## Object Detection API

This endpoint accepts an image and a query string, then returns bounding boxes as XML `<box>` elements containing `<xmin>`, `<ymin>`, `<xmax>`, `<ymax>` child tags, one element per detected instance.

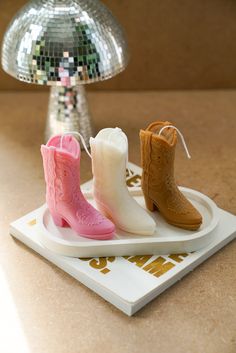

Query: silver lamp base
<box><xmin>45</xmin><ymin>85</ymin><xmax>93</xmax><ymax>148</ymax></box>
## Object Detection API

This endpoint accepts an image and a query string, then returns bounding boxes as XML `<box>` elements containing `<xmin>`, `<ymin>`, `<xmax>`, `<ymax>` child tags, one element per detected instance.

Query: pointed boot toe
<box><xmin>134</xmin><ymin>216</ymin><xmax>156</xmax><ymax>236</ymax></box>
<box><xmin>182</xmin><ymin>208</ymin><xmax>203</xmax><ymax>230</ymax></box>
<box><xmin>163</xmin><ymin>193</ymin><xmax>203</xmax><ymax>230</ymax></box>
<box><xmin>72</xmin><ymin>209</ymin><xmax>115</xmax><ymax>240</ymax></box>
<box><xmin>87</xmin><ymin>218</ymin><xmax>116</xmax><ymax>240</ymax></box>
<box><xmin>165</xmin><ymin>210</ymin><xmax>202</xmax><ymax>231</ymax></box>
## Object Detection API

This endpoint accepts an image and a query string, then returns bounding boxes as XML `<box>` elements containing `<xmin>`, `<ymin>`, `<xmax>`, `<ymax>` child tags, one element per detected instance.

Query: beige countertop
<box><xmin>0</xmin><ymin>90</ymin><xmax>235</xmax><ymax>353</ymax></box>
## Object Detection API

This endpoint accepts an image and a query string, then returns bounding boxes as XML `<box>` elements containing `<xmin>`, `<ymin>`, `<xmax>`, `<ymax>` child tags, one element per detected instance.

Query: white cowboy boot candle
<box><xmin>90</xmin><ymin>128</ymin><xmax>156</xmax><ymax>235</ymax></box>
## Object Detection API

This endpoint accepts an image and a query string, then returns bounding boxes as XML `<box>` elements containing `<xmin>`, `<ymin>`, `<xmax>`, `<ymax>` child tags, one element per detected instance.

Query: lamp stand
<box><xmin>45</xmin><ymin>85</ymin><xmax>94</xmax><ymax>148</ymax></box>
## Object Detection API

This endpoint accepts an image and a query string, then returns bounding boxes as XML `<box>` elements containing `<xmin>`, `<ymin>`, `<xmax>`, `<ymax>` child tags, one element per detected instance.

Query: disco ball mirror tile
<box><xmin>1</xmin><ymin>0</ymin><xmax>129</xmax><ymax>86</ymax></box>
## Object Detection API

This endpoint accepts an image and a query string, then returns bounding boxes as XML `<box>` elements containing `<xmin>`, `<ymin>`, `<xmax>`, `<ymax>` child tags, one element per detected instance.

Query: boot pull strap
<box><xmin>159</xmin><ymin>125</ymin><xmax>191</xmax><ymax>159</ymax></box>
<box><xmin>60</xmin><ymin>131</ymin><xmax>92</xmax><ymax>159</ymax></box>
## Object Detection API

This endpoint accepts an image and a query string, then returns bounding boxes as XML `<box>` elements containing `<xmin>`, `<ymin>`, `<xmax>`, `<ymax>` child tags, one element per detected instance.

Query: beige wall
<box><xmin>1</xmin><ymin>0</ymin><xmax>236</xmax><ymax>91</ymax></box>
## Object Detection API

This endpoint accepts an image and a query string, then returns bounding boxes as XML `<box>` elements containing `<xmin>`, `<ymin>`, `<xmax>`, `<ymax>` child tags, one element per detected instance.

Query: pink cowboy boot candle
<box><xmin>41</xmin><ymin>134</ymin><xmax>115</xmax><ymax>240</ymax></box>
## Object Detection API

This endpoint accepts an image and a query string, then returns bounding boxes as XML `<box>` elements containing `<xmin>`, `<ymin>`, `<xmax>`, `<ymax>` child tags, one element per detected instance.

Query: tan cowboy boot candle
<box><xmin>140</xmin><ymin>121</ymin><xmax>202</xmax><ymax>230</ymax></box>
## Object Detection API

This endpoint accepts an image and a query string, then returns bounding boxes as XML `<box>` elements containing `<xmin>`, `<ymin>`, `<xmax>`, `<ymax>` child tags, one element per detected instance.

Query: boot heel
<box><xmin>51</xmin><ymin>213</ymin><xmax>67</xmax><ymax>227</ymax></box>
<box><xmin>144</xmin><ymin>195</ymin><xmax>156</xmax><ymax>212</ymax></box>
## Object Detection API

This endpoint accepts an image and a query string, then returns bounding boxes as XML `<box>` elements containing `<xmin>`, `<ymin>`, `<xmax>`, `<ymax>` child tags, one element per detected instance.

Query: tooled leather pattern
<box><xmin>149</xmin><ymin>140</ymin><xmax>195</xmax><ymax>216</ymax></box>
<box><xmin>42</xmin><ymin>147</ymin><xmax>56</xmax><ymax>209</ymax></box>
<box><xmin>141</xmin><ymin>132</ymin><xmax>152</xmax><ymax>195</ymax></box>
<box><xmin>53</xmin><ymin>152</ymin><xmax>106</xmax><ymax>226</ymax></box>
<box><xmin>166</xmin><ymin>185</ymin><xmax>194</xmax><ymax>215</ymax></box>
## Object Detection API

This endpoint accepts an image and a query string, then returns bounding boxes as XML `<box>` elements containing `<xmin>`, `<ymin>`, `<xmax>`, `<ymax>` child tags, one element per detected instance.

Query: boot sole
<box><xmin>78</xmin><ymin>232</ymin><xmax>114</xmax><ymax>241</ymax></box>
<box><xmin>164</xmin><ymin>219</ymin><xmax>202</xmax><ymax>231</ymax></box>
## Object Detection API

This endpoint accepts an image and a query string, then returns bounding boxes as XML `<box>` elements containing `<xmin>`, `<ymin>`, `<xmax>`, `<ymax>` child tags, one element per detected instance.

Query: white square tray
<box><xmin>10</xmin><ymin>164</ymin><xmax>236</xmax><ymax>315</ymax></box>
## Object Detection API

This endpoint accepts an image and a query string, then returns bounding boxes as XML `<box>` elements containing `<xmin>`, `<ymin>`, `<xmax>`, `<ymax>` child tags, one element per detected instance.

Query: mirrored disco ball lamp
<box><xmin>1</xmin><ymin>0</ymin><xmax>129</xmax><ymax>145</ymax></box>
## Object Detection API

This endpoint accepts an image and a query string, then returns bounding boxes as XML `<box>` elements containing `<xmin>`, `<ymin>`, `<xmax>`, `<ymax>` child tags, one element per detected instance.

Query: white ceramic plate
<box><xmin>36</xmin><ymin>187</ymin><xmax>220</xmax><ymax>257</ymax></box>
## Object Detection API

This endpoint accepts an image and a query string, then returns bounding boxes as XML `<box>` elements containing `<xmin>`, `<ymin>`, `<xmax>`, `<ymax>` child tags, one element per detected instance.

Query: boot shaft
<box><xmin>41</xmin><ymin>135</ymin><xmax>81</xmax><ymax>206</ymax></box>
<box><xmin>140</xmin><ymin>122</ymin><xmax>177</xmax><ymax>194</ymax></box>
<box><xmin>90</xmin><ymin>129</ymin><xmax>128</xmax><ymax>195</ymax></box>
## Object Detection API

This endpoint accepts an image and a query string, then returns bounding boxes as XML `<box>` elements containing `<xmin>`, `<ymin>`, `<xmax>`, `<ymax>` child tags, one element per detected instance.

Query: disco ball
<box><xmin>1</xmin><ymin>0</ymin><xmax>129</xmax><ymax>145</ymax></box>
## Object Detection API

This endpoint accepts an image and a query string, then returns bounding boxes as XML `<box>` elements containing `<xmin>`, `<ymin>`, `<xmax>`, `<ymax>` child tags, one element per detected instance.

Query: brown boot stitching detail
<box><xmin>146</xmin><ymin>132</ymin><xmax>152</xmax><ymax>200</ymax></box>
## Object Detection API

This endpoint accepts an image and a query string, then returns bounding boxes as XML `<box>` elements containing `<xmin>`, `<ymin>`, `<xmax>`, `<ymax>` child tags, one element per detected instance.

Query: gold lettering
<box><xmin>101</xmin><ymin>268</ymin><xmax>110</xmax><ymax>275</ymax></box>
<box><xmin>28</xmin><ymin>219</ymin><xmax>37</xmax><ymax>226</ymax></box>
<box><xmin>126</xmin><ymin>175</ymin><xmax>141</xmax><ymax>187</ymax></box>
<box><xmin>143</xmin><ymin>257</ymin><xmax>175</xmax><ymax>277</ymax></box>
<box><xmin>168</xmin><ymin>253</ymin><xmax>188</xmax><ymax>263</ymax></box>
<box><xmin>126</xmin><ymin>169</ymin><xmax>134</xmax><ymax>177</ymax></box>
<box><xmin>126</xmin><ymin>255</ymin><xmax>152</xmax><ymax>267</ymax></box>
<box><xmin>107</xmin><ymin>257</ymin><xmax>115</xmax><ymax>263</ymax></box>
<box><xmin>88</xmin><ymin>257</ymin><xmax>115</xmax><ymax>270</ymax></box>
<box><xmin>89</xmin><ymin>258</ymin><xmax>108</xmax><ymax>269</ymax></box>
